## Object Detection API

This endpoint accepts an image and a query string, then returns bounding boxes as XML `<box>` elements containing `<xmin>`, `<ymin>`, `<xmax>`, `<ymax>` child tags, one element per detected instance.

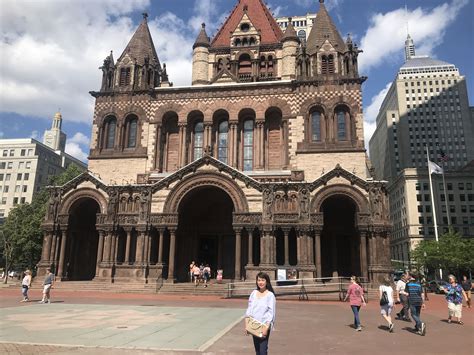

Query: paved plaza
<box><xmin>0</xmin><ymin>288</ymin><xmax>473</xmax><ymax>354</ymax></box>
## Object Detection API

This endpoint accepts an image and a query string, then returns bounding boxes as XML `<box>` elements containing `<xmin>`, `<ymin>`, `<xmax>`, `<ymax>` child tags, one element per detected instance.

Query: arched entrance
<box><xmin>175</xmin><ymin>186</ymin><xmax>235</xmax><ymax>282</ymax></box>
<box><xmin>66</xmin><ymin>198</ymin><xmax>100</xmax><ymax>280</ymax></box>
<box><xmin>320</xmin><ymin>195</ymin><xmax>360</xmax><ymax>278</ymax></box>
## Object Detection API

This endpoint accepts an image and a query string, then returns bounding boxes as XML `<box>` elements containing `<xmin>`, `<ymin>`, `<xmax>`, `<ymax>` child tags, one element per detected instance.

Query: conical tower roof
<box><xmin>117</xmin><ymin>13</ymin><xmax>160</xmax><ymax>66</ymax></box>
<box><xmin>193</xmin><ymin>23</ymin><xmax>211</xmax><ymax>49</ymax></box>
<box><xmin>211</xmin><ymin>0</ymin><xmax>283</xmax><ymax>47</ymax></box>
<box><xmin>282</xmin><ymin>18</ymin><xmax>299</xmax><ymax>42</ymax></box>
<box><xmin>307</xmin><ymin>0</ymin><xmax>346</xmax><ymax>54</ymax></box>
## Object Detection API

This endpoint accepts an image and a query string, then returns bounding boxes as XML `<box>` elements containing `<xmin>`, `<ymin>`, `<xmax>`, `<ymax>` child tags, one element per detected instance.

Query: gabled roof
<box><xmin>308</xmin><ymin>164</ymin><xmax>371</xmax><ymax>191</ymax></box>
<box><xmin>211</xmin><ymin>0</ymin><xmax>283</xmax><ymax>47</ymax></box>
<box><xmin>117</xmin><ymin>14</ymin><xmax>160</xmax><ymax>66</ymax></box>
<box><xmin>151</xmin><ymin>154</ymin><xmax>262</xmax><ymax>193</ymax></box>
<box><xmin>307</xmin><ymin>0</ymin><xmax>346</xmax><ymax>55</ymax></box>
<box><xmin>55</xmin><ymin>170</ymin><xmax>108</xmax><ymax>194</ymax></box>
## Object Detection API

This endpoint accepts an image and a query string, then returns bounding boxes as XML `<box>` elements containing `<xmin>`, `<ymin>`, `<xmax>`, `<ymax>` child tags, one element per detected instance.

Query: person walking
<box><xmin>379</xmin><ymin>277</ymin><xmax>395</xmax><ymax>332</ymax></box>
<box><xmin>395</xmin><ymin>273</ymin><xmax>410</xmax><ymax>321</ymax></box>
<box><xmin>245</xmin><ymin>272</ymin><xmax>276</xmax><ymax>355</ymax></box>
<box><xmin>343</xmin><ymin>276</ymin><xmax>366</xmax><ymax>331</ymax></box>
<box><xmin>192</xmin><ymin>264</ymin><xmax>201</xmax><ymax>286</ymax></box>
<box><xmin>20</xmin><ymin>270</ymin><xmax>32</xmax><ymax>302</ymax></box>
<box><xmin>461</xmin><ymin>275</ymin><xmax>471</xmax><ymax>308</ymax></box>
<box><xmin>402</xmin><ymin>273</ymin><xmax>426</xmax><ymax>336</ymax></box>
<box><xmin>443</xmin><ymin>275</ymin><xmax>467</xmax><ymax>325</ymax></box>
<box><xmin>203</xmin><ymin>264</ymin><xmax>211</xmax><ymax>287</ymax></box>
<box><xmin>39</xmin><ymin>268</ymin><xmax>54</xmax><ymax>304</ymax></box>
<box><xmin>189</xmin><ymin>261</ymin><xmax>195</xmax><ymax>283</ymax></box>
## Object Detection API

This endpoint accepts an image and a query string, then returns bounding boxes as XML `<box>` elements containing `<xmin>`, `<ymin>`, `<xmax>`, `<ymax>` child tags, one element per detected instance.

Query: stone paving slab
<box><xmin>0</xmin><ymin>303</ymin><xmax>244</xmax><ymax>352</ymax></box>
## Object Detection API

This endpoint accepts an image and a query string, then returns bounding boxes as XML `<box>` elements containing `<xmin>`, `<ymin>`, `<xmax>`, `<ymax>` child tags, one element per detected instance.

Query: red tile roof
<box><xmin>211</xmin><ymin>0</ymin><xmax>283</xmax><ymax>47</ymax></box>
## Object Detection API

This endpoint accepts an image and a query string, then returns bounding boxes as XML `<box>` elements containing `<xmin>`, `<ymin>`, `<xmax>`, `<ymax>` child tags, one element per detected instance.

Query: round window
<box><xmin>240</xmin><ymin>23</ymin><xmax>250</xmax><ymax>32</ymax></box>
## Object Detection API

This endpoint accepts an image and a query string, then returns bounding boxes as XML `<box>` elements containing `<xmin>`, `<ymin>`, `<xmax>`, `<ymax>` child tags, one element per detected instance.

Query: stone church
<box><xmin>39</xmin><ymin>0</ymin><xmax>391</xmax><ymax>284</ymax></box>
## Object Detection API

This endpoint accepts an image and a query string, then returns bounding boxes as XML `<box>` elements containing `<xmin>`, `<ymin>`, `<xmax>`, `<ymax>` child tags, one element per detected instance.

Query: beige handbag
<box><xmin>245</xmin><ymin>317</ymin><xmax>269</xmax><ymax>338</ymax></box>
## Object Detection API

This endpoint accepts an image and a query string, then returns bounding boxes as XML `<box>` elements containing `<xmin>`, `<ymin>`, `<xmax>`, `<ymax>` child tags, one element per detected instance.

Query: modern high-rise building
<box><xmin>276</xmin><ymin>13</ymin><xmax>316</xmax><ymax>42</ymax></box>
<box><xmin>369</xmin><ymin>35</ymin><xmax>474</xmax><ymax>266</ymax></box>
<box><xmin>0</xmin><ymin>112</ymin><xmax>86</xmax><ymax>222</ymax></box>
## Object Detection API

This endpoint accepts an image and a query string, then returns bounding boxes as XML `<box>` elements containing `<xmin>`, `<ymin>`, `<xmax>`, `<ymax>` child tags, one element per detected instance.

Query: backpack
<box><xmin>380</xmin><ymin>287</ymin><xmax>389</xmax><ymax>306</ymax></box>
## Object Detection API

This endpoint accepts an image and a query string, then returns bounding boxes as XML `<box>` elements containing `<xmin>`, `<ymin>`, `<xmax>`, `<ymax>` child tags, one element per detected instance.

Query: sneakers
<box><xmin>420</xmin><ymin>323</ymin><xmax>426</xmax><ymax>336</ymax></box>
<box><xmin>389</xmin><ymin>323</ymin><xmax>394</xmax><ymax>333</ymax></box>
<box><xmin>38</xmin><ymin>300</ymin><xmax>45</xmax><ymax>304</ymax></box>
<box><xmin>356</xmin><ymin>326</ymin><xmax>362</xmax><ymax>331</ymax></box>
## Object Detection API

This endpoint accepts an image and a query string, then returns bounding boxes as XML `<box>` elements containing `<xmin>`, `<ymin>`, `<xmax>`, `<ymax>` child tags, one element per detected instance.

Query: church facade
<box><xmin>39</xmin><ymin>0</ymin><xmax>391</xmax><ymax>284</ymax></box>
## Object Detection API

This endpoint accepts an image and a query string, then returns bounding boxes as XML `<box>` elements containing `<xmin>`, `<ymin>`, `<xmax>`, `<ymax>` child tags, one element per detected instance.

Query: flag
<box><xmin>437</xmin><ymin>145</ymin><xmax>449</xmax><ymax>162</ymax></box>
<box><xmin>428</xmin><ymin>161</ymin><xmax>443</xmax><ymax>174</ymax></box>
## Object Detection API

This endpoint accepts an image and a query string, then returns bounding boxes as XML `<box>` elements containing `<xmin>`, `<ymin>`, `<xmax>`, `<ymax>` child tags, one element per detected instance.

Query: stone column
<box><xmin>57</xmin><ymin>230</ymin><xmax>68</xmax><ymax>279</ymax></box>
<box><xmin>168</xmin><ymin>229</ymin><xmax>176</xmax><ymax>280</ymax></box>
<box><xmin>157</xmin><ymin>229</ymin><xmax>164</xmax><ymax>264</ymax></box>
<box><xmin>112</xmin><ymin>233</ymin><xmax>118</xmax><ymax>263</ymax></box>
<box><xmin>125</xmin><ymin>229</ymin><xmax>131</xmax><ymax>264</ymax></box>
<box><xmin>95</xmin><ymin>230</ymin><xmax>105</xmax><ymax>276</ymax></box>
<box><xmin>308</xmin><ymin>235</ymin><xmax>314</xmax><ymax>266</ymax></box>
<box><xmin>256</xmin><ymin>120</ymin><xmax>265</xmax><ymax>169</ymax></box>
<box><xmin>370</xmin><ymin>234</ymin><xmax>378</xmax><ymax>265</ymax></box>
<box><xmin>269</xmin><ymin>232</ymin><xmax>276</xmax><ymax>265</ymax></box>
<box><xmin>178</xmin><ymin>123</ymin><xmax>186</xmax><ymax>168</ymax></box>
<box><xmin>154</xmin><ymin>124</ymin><xmax>162</xmax><ymax>171</ymax></box>
<box><xmin>260</xmin><ymin>230</ymin><xmax>268</xmax><ymax>265</ymax></box>
<box><xmin>360</xmin><ymin>231</ymin><xmax>368</xmax><ymax>280</ymax></box>
<box><xmin>282</xmin><ymin>119</ymin><xmax>289</xmax><ymax>168</ymax></box>
<box><xmin>315</xmin><ymin>229</ymin><xmax>322</xmax><ymax>279</ymax></box>
<box><xmin>203</xmin><ymin>122</ymin><xmax>212</xmax><ymax>150</ymax></box>
<box><xmin>283</xmin><ymin>229</ymin><xmax>289</xmax><ymax>265</ymax></box>
<box><xmin>135</xmin><ymin>232</ymin><xmax>144</xmax><ymax>263</ymax></box>
<box><xmin>41</xmin><ymin>232</ymin><xmax>53</xmax><ymax>262</ymax></box>
<box><xmin>49</xmin><ymin>233</ymin><xmax>57</xmax><ymax>263</ymax></box>
<box><xmin>234</xmin><ymin>229</ymin><xmax>242</xmax><ymax>280</ymax></box>
<box><xmin>247</xmin><ymin>230</ymin><xmax>254</xmax><ymax>266</ymax></box>
<box><xmin>230</xmin><ymin>121</ymin><xmax>238</xmax><ymax>168</ymax></box>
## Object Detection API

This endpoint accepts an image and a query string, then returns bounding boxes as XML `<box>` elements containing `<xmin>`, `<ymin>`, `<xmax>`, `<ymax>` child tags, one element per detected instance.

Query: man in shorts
<box><xmin>39</xmin><ymin>268</ymin><xmax>54</xmax><ymax>304</ymax></box>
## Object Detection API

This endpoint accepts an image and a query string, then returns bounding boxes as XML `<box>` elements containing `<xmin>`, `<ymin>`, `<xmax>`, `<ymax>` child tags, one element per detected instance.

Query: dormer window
<box><xmin>119</xmin><ymin>67</ymin><xmax>131</xmax><ymax>86</ymax></box>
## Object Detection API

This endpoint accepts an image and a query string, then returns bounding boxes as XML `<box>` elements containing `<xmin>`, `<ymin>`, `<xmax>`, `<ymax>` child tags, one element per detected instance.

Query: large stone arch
<box><xmin>311</xmin><ymin>184</ymin><xmax>369</xmax><ymax>214</ymax></box>
<box><xmin>163</xmin><ymin>171</ymin><xmax>249</xmax><ymax>213</ymax></box>
<box><xmin>60</xmin><ymin>188</ymin><xmax>108</xmax><ymax>216</ymax></box>
<box><xmin>265</xmin><ymin>97</ymin><xmax>291</xmax><ymax>118</ymax></box>
<box><xmin>152</xmin><ymin>103</ymin><xmax>183</xmax><ymax>124</ymax></box>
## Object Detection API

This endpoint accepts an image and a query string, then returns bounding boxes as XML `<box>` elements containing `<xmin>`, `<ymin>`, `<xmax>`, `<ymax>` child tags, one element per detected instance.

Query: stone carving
<box><xmin>139</xmin><ymin>189</ymin><xmax>150</xmax><ymax>221</ymax></box>
<box><xmin>107</xmin><ymin>189</ymin><xmax>118</xmax><ymax>219</ymax></box>
<box><xmin>274</xmin><ymin>191</ymin><xmax>298</xmax><ymax>213</ymax></box>
<box><xmin>311</xmin><ymin>213</ymin><xmax>324</xmax><ymax>226</ymax></box>
<box><xmin>299</xmin><ymin>188</ymin><xmax>310</xmax><ymax>220</ymax></box>
<box><xmin>369</xmin><ymin>185</ymin><xmax>388</xmax><ymax>222</ymax></box>
<box><xmin>47</xmin><ymin>190</ymin><xmax>61</xmax><ymax>222</ymax></box>
<box><xmin>263</xmin><ymin>187</ymin><xmax>274</xmax><ymax>220</ymax></box>
<box><xmin>233</xmin><ymin>213</ymin><xmax>261</xmax><ymax>226</ymax></box>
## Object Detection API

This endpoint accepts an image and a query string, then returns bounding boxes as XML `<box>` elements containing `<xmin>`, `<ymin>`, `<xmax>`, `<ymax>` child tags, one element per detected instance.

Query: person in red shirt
<box><xmin>343</xmin><ymin>276</ymin><xmax>366</xmax><ymax>331</ymax></box>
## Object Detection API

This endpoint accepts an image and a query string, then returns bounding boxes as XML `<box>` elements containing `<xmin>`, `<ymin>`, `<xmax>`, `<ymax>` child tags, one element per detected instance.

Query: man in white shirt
<box><xmin>395</xmin><ymin>273</ymin><xmax>411</xmax><ymax>321</ymax></box>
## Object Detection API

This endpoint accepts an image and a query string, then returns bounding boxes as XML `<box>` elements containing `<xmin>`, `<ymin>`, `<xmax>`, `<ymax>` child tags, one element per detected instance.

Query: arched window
<box><xmin>311</xmin><ymin>111</ymin><xmax>322</xmax><ymax>142</ymax></box>
<box><xmin>328</xmin><ymin>55</ymin><xmax>335</xmax><ymax>74</ymax></box>
<box><xmin>249</xmin><ymin>37</ymin><xmax>256</xmax><ymax>46</ymax></box>
<box><xmin>337</xmin><ymin>110</ymin><xmax>346</xmax><ymax>141</ymax></box>
<box><xmin>126</xmin><ymin>117</ymin><xmax>138</xmax><ymax>148</ymax></box>
<box><xmin>104</xmin><ymin>117</ymin><xmax>116</xmax><ymax>149</ymax></box>
<box><xmin>238</xmin><ymin>53</ymin><xmax>252</xmax><ymax>76</ymax></box>
<box><xmin>119</xmin><ymin>67</ymin><xmax>131</xmax><ymax>86</ymax></box>
<box><xmin>193</xmin><ymin>121</ymin><xmax>204</xmax><ymax>160</ymax></box>
<box><xmin>218</xmin><ymin>120</ymin><xmax>228</xmax><ymax>164</ymax></box>
<box><xmin>267</xmin><ymin>55</ymin><xmax>274</xmax><ymax>73</ymax></box>
<box><xmin>321</xmin><ymin>55</ymin><xmax>328</xmax><ymax>74</ymax></box>
<box><xmin>243</xmin><ymin>120</ymin><xmax>254</xmax><ymax>171</ymax></box>
<box><xmin>242</xmin><ymin>38</ymin><xmax>248</xmax><ymax>46</ymax></box>
<box><xmin>235</xmin><ymin>38</ymin><xmax>241</xmax><ymax>47</ymax></box>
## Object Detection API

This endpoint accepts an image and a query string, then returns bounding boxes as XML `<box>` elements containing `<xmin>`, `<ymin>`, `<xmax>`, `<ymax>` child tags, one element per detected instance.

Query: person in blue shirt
<box><xmin>245</xmin><ymin>272</ymin><xmax>276</xmax><ymax>355</ymax></box>
<box><xmin>402</xmin><ymin>272</ymin><xmax>426</xmax><ymax>336</ymax></box>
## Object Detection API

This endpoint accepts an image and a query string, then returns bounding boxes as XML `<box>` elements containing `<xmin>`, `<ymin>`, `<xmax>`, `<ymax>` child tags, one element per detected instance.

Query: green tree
<box><xmin>1</xmin><ymin>164</ymin><xmax>83</xmax><ymax>283</ymax></box>
<box><xmin>411</xmin><ymin>230</ymin><xmax>473</xmax><ymax>278</ymax></box>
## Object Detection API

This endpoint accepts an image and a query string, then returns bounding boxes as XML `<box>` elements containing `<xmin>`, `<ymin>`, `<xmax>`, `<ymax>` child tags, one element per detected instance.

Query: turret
<box><xmin>405</xmin><ymin>34</ymin><xmax>415</xmax><ymax>61</ymax></box>
<box><xmin>281</xmin><ymin>18</ymin><xmax>299</xmax><ymax>80</ymax></box>
<box><xmin>192</xmin><ymin>23</ymin><xmax>210</xmax><ymax>85</ymax></box>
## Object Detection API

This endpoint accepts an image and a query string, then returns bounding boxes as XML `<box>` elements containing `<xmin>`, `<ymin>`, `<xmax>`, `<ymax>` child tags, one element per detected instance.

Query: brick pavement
<box><xmin>0</xmin><ymin>289</ymin><xmax>472</xmax><ymax>354</ymax></box>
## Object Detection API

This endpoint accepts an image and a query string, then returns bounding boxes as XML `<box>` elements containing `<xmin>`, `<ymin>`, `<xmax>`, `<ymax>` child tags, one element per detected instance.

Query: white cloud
<box><xmin>0</xmin><ymin>0</ymin><xmax>150</xmax><ymax>124</ymax></box>
<box><xmin>65</xmin><ymin>142</ymin><xmax>89</xmax><ymax>162</ymax></box>
<box><xmin>30</xmin><ymin>130</ymin><xmax>39</xmax><ymax>139</ymax></box>
<box><xmin>69</xmin><ymin>132</ymin><xmax>90</xmax><ymax>147</ymax></box>
<box><xmin>359</xmin><ymin>0</ymin><xmax>468</xmax><ymax>72</ymax></box>
<box><xmin>364</xmin><ymin>82</ymin><xmax>392</xmax><ymax>148</ymax></box>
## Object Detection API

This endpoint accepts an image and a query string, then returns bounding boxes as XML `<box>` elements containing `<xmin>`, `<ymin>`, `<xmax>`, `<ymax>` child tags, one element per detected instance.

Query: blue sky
<box><xmin>1</xmin><ymin>0</ymin><xmax>473</xmax><ymax>162</ymax></box>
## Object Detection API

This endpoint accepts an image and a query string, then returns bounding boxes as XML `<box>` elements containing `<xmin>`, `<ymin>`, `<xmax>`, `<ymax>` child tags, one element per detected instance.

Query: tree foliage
<box><xmin>411</xmin><ymin>230</ymin><xmax>474</xmax><ymax>277</ymax></box>
<box><xmin>1</xmin><ymin>164</ymin><xmax>83</xmax><ymax>282</ymax></box>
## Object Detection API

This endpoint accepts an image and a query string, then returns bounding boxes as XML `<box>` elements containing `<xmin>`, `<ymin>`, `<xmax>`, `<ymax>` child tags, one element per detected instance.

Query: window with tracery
<box><xmin>126</xmin><ymin>117</ymin><xmax>138</xmax><ymax>148</ymax></box>
<box><xmin>104</xmin><ymin>117</ymin><xmax>117</xmax><ymax>149</ymax></box>
<box><xmin>218</xmin><ymin>120</ymin><xmax>228</xmax><ymax>164</ymax></box>
<box><xmin>193</xmin><ymin>121</ymin><xmax>204</xmax><ymax>160</ymax></box>
<box><xmin>243</xmin><ymin>120</ymin><xmax>254</xmax><ymax>171</ymax></box>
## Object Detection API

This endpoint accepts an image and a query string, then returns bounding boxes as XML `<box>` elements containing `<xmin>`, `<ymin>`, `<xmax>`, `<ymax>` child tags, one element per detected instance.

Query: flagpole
<box><xmin>441</xmin><ymin>163</ymin><xmax>451</xmax><ymax>228</ymax></box>
<box><xmin>426</xmin><ymin>145</ymin><xmax>442</xmax><ymax>280</ymax></box>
